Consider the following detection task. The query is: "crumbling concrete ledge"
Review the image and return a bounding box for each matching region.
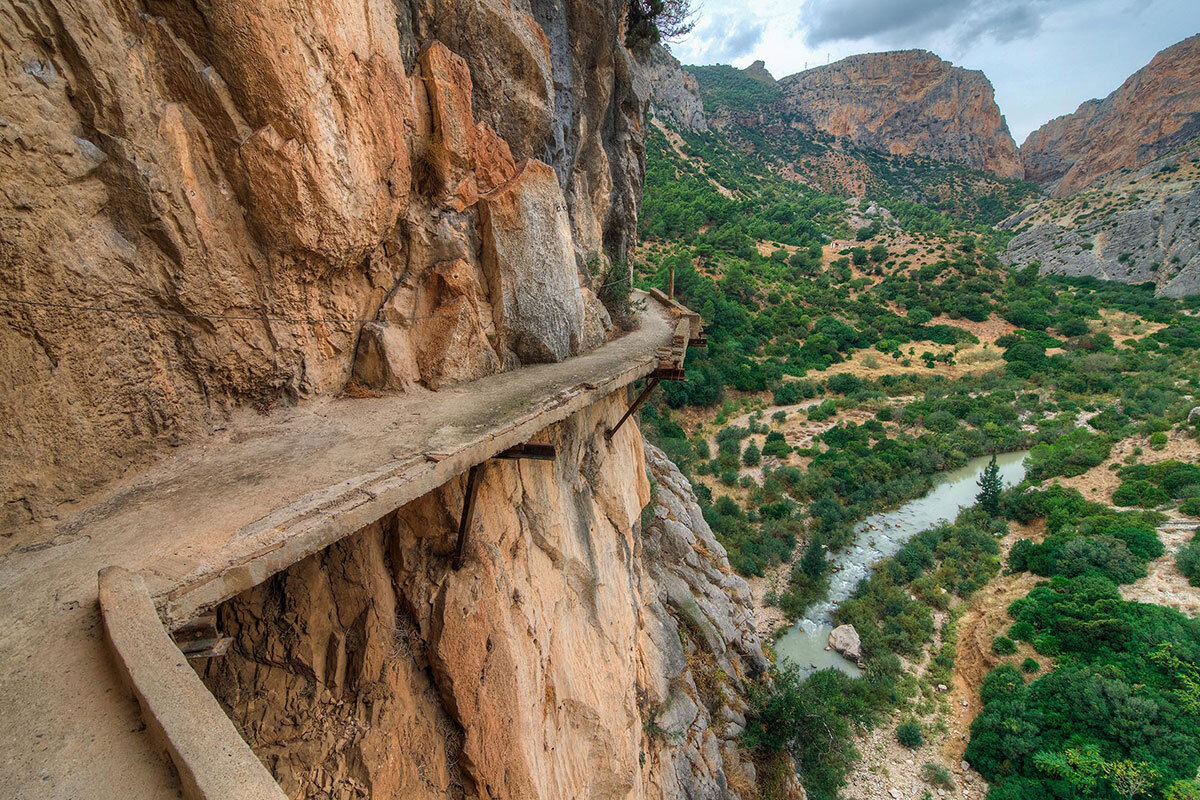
[85,291,699,799]
[98,567,287,800]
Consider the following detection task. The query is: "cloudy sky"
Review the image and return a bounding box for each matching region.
[667,0,1200,143]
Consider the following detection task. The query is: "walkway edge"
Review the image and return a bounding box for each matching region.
[99,566,288,800]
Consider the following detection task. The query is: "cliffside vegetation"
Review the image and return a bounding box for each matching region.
[636,85,1200,799]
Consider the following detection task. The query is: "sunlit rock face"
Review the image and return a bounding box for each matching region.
[1021,34,1200,196]
[0,0,647,522]
[777,50,1024,180]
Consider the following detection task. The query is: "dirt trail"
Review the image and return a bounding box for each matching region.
[944,520,1047,766]
[1121,516,1200,616]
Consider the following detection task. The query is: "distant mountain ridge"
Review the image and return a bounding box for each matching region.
[1021,33,1200,197]
[775,50,1023,179]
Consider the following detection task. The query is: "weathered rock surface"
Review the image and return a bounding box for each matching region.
[635,45,708,133]
[829,624,863,663]
[0,0,644,524]
[1021,34,1200,196]
[201,407,778,799]
[777,50,1023,179]
[480,160,585,363]
[1005,154,1200,297]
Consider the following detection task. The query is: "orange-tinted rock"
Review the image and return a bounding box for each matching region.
[1021,34,1200,196]
[419,41,518,210]
[778,50,1023,179]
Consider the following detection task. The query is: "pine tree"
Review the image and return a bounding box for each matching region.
[977,454,1003,515]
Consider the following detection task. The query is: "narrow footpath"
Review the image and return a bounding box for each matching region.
[0,294,687,800]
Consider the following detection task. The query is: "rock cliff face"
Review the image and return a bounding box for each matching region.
[1021,34,1200,196]
[777,50,1023,179]
[1004,150,1200,297]
[0,0,645,525]
[635,45,709,133]
[200,426,783,799]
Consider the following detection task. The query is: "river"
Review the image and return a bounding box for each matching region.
[775,450,1030,677]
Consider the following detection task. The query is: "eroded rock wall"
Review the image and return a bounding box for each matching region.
[0,0,646,525]
[777,50,1023,179]
[201,403,777,800]
[1021,34,1200,197]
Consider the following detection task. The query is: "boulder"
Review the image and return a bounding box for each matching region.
[828,624,863,662]
[351,322,421,391]
[479,159,584,363]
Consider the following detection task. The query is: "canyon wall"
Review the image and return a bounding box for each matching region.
[1021,34,1200,196]
[777,51,1023,179]
[635,45,708,134]
[0,0,644,526]
[201,410,782,800]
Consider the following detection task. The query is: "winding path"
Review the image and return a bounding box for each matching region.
[0,292,695,799]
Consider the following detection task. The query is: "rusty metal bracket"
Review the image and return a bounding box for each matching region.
[453,442,558,570]
[171,613,233,659]
[606,376,662,440]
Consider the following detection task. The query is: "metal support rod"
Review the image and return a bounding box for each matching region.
[606,376,661,440]
[453,463,483,570]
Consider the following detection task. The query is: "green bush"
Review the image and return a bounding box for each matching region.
[1181,497,1200,516]
[896,720,925,748]
[1008,621,1034,642]
[742,442,761,467]
[991,635,1017,655]
[1021,657,1040,673]
[1178,537,1200,588]
[1150,431,1169,450]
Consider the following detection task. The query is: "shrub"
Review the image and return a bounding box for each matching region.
[1021,657,1040,673]
[920,762,955,789]
[1180,497,1200,516]
[992,635,1017,655]
[896,720,925,748]
[1178,537,1200,587]
[1149,431,1169,450]
[1008,621,1034,642]
[742,442,761,467]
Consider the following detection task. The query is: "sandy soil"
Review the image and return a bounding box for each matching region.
[1121,516,1200,616]
[945,520,1048,766]
[1050,428,1199,504]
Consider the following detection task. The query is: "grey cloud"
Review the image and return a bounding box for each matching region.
[803,0,1090,47]
[692,13,768,62]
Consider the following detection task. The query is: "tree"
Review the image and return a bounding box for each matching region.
[977,454,1003,515]
[626,0,695,48]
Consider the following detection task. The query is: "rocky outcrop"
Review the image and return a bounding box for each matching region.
[0,0,648,525]
[1021,34,1200,196]
[200,409,776,799]
[479,160,585,363]
[635,45,709,133]
[1005,155,1200,297]
[777,50,1023,179]
[828,624,863,663]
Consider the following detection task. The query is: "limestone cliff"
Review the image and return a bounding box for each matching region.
[777,50,1023,179]
[635,45,709,134]
[0,0,646,526]
[1004,145,1200,297]
[1020,34,1200,197]
[200,423,783,799]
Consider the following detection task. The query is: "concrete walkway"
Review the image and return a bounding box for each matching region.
[0,295,685,799]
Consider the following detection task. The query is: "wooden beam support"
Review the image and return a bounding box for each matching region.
[651,366,687,381]
[606,376,661,440]
[452,463,483,571]
[688,334,707,347]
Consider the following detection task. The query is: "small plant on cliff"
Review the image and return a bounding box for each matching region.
[896,719,925,748]
[625,0,694,49]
